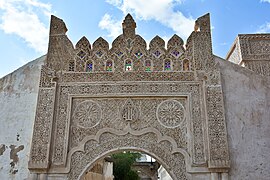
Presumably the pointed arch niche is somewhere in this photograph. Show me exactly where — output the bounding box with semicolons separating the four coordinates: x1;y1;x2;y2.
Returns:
145;60;152;72
69;61;75;71
164;59;172;71
85;61;93;72
106;60;113;72
125;59;133;71
183;59;190;71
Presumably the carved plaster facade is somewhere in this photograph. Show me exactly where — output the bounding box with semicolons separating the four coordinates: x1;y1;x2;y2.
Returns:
226;34;270;76
28;14;230;180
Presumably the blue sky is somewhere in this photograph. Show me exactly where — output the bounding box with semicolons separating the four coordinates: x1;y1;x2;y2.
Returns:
0;0;270;78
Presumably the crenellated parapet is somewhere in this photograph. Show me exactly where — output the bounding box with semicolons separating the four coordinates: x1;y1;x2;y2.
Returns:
44;14;195;77
70;34;189;74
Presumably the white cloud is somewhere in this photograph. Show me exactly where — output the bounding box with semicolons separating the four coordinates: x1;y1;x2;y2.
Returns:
105;0;195;39
98;13;122;39
105;0;122;6
256;22;270;33
0;0;52;53
260;0;270;3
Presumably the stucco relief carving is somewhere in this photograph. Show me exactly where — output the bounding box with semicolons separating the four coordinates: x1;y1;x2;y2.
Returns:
73;100;101;128
50;81;207;169
157;100;185;128
121;99;140;121
68;94;189;151
29;88;56;169
249;39;270;55
206;86;230;168
243;35;270;76
29;13;230;179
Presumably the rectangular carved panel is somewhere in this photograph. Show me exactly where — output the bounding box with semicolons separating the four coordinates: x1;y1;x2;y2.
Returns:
206;86;230;169
69;97;188;147
50;82;207;167
249;39;270;55
29;88;56;170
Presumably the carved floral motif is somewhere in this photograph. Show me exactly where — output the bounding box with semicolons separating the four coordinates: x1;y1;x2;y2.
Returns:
157;100;185;128
73;100;101;128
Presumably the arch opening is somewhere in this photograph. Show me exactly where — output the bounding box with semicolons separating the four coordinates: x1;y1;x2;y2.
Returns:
79;148;174;180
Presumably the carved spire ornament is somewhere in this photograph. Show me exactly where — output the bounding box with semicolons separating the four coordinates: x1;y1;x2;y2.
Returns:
122;14;136;38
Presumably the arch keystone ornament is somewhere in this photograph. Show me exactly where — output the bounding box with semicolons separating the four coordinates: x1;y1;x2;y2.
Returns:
28;13;230;180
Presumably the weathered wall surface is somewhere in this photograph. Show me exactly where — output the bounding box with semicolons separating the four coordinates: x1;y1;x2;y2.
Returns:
0;56;45;180
217;56;270;180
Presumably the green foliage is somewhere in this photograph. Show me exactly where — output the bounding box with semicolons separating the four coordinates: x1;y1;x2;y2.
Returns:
111;151;141;180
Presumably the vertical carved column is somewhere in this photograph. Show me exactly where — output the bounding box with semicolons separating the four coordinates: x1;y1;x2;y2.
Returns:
191;13;215;71
206;84;230;169
122;13;136;39
28;66;56;170
46;15;74;72
29;15;74;171
190;13;230;170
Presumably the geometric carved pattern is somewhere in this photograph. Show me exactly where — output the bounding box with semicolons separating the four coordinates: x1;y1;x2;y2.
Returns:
227;34;270;76
73;100;101;128
206;86;230;168
249;39;270;55
157;100;185;128
29;88;55;169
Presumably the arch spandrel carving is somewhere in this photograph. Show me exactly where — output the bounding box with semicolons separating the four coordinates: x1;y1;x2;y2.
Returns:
29;13;230;179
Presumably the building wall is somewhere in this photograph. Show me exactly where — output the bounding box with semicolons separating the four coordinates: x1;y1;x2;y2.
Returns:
0;55;269;179
0;56;45;180
217;56;270;180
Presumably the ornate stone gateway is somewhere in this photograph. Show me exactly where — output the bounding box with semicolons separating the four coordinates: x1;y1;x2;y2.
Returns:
28;14;230;180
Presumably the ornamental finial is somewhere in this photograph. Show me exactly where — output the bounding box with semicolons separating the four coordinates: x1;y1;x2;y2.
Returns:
122;14;136;38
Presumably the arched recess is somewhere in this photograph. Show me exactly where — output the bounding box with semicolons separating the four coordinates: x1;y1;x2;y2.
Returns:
105;60;113;72
125;59;133;71
183;59;190;71
66;125;190;180
85;61;93;72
